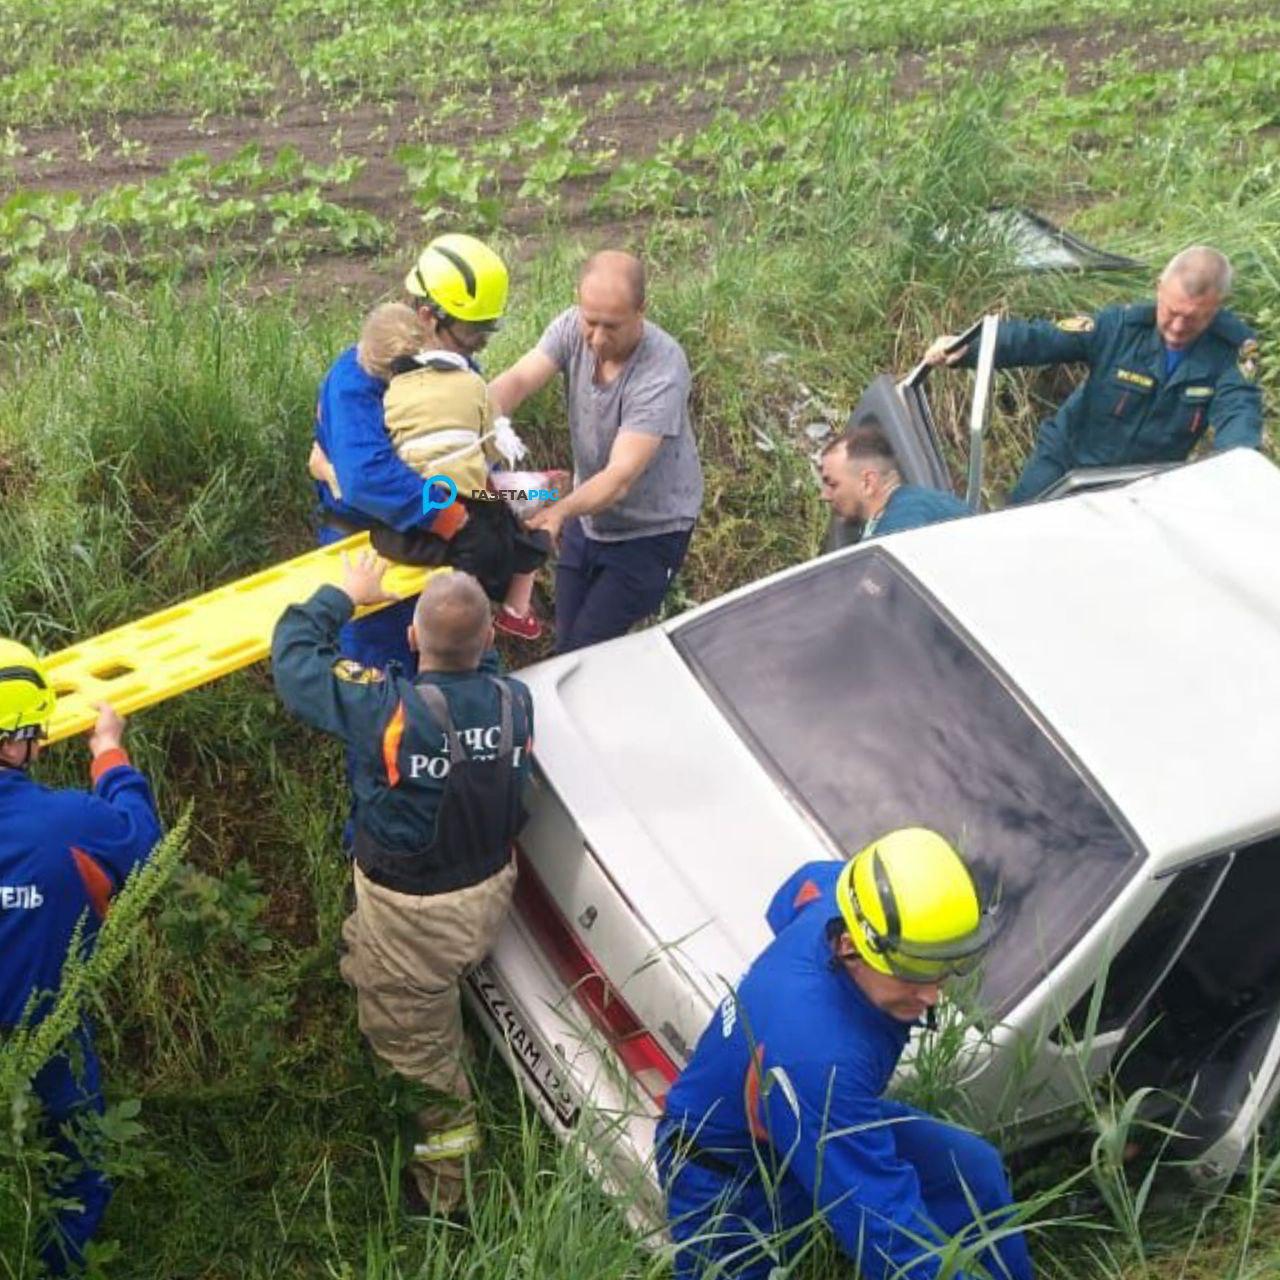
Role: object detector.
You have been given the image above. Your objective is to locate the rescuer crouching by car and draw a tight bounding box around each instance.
[270,556,533,1216]
[0,641,163,1274]
[657,828,1033,1280]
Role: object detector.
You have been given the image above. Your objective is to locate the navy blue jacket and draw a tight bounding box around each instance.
[271,584,533,856]
[663,861,968,1279]
[870,484,969,537]
[314,346,441,536]
[974,303,1262,466]
[0,752,161,1029]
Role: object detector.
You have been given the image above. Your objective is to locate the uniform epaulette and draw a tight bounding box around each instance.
[1121,302,1156,326]
[1209,307,1253,346]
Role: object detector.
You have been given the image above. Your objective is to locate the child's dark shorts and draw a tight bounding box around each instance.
[370,496,549,602]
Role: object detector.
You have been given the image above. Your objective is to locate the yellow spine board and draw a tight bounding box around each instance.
[44,534,435,744]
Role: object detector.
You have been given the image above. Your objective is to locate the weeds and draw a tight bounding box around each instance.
[2,0,1279,1275]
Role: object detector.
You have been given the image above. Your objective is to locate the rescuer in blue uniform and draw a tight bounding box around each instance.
[271,555,533,1216]
[819,420,969,539]
[925,245,1263,504]
[0,640,163,1274]
[309,234,510,672]
[657,829,1033,1280]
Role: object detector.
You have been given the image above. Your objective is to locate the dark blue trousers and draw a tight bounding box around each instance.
[1008,419,1073,505]
[554,518,692,654]
[658,1102,1034,1280]
[32,1026,112,1275]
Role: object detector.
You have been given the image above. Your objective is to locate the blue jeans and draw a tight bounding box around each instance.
[658,1103,1034,1280]
[554,519,692,653]
[32,1025,112,1275]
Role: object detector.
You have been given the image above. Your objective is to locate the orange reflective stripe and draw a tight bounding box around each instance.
[71,847,113,919]
[382,701,406,786]
[745,1043,768,1141]
[792,878,822,910]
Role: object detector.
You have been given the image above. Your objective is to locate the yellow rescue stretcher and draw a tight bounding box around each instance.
[43,533,435,743]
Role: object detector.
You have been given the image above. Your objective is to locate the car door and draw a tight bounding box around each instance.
[824,318,990,552]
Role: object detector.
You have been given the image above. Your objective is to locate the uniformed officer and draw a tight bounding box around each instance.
[657,829,1033,1280]
[925,245,1263,503]
[270,557,533,1216]
[819,420,969,537]
[0,642,162,1273]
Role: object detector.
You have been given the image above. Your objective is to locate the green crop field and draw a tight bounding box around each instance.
[2,0,1279,1275]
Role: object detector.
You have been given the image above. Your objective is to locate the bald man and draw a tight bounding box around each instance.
[490,250,703,651]
[924,246,1263,503]
[271,556,533,1218]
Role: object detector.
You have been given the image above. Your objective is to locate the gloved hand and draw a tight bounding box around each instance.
[492,415,529,467]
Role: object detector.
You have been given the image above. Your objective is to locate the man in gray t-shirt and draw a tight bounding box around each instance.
[490,250,703,653]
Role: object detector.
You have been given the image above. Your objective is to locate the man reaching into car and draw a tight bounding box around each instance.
[924,245,1262,503]
[818,420,969,538]
[657,828,1033,1280]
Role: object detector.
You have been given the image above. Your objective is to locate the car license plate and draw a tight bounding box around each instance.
[468,962,581,1127]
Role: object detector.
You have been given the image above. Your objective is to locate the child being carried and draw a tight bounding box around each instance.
[337,302,560,640]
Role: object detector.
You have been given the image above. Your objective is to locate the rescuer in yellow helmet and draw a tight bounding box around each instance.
[0,639,162,1273]
[657,828,1032,1280]
[309,232,532,671]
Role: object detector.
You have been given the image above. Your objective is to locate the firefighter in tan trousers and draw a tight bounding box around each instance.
[272,554,533,1215]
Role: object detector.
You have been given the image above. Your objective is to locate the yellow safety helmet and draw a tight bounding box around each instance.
[0,638,56,742]
[404,233,509,326]
[836,828,991,984]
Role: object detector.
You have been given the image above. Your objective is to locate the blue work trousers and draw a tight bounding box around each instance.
[658,1103,1034,1280]
[554,518,692,654]
[1008,420,1073,505]
[31,1027,112,1275]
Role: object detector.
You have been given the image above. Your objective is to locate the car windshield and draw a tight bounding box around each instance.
[672,549,1142,1018]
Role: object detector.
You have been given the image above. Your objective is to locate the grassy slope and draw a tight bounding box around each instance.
[2,6,1280,1278]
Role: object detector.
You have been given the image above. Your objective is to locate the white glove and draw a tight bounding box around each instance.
[492,415,529,466]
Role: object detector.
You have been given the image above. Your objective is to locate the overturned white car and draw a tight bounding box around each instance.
[466,448,1280,1217]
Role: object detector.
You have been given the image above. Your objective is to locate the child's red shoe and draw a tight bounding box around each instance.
[494,607,543,642]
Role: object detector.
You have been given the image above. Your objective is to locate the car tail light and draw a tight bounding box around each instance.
[513,847,678,1106]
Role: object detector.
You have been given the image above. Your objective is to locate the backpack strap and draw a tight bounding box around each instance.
[416,678,515,762]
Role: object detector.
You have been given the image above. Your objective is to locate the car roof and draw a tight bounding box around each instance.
[672,451,1280,874]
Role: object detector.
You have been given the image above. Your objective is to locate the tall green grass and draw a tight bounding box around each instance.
[2,61,1279,1279]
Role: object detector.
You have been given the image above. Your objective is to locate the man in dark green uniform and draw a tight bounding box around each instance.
[925,246,1263,503]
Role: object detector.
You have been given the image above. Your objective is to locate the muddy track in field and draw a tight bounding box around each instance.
[5,13,1276,298]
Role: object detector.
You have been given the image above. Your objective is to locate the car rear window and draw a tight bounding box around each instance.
[672,549,1142,1018]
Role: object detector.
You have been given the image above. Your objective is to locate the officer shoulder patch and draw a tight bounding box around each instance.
[332,658,384,684]
[1238,337,1259,381]
[1056,314,1095,334]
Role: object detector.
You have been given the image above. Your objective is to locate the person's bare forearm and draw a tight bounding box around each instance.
[487,369,522,417]
[548,467,630,520]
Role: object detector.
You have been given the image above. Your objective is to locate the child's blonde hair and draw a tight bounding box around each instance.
[357,302,429,382]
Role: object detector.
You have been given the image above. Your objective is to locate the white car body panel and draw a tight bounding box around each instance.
[468,450,1280,1207]
[888,450,1280,875]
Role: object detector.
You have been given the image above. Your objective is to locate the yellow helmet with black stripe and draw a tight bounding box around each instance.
[405,233,509,327]
[0,638,56,742]
[836,828,991,983]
